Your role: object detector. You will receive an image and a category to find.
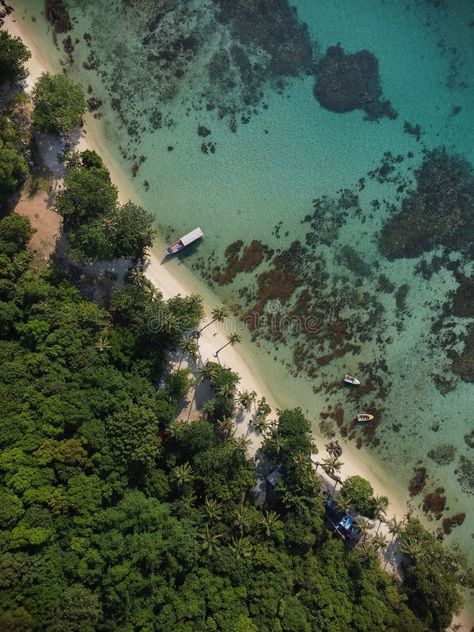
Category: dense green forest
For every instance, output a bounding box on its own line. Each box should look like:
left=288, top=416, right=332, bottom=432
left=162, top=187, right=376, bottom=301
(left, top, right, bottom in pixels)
left=0, top=27, right=471, bottom=632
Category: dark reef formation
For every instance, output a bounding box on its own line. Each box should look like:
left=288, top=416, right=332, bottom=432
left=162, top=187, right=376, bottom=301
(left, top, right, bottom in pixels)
left=313, top=45, right=397, bottom=121
left=214, top=0, right=315, bottom=78
left=44, top=0, right=71, bottom=33
left=73, top=0, right=317, bottom=156
left=380, top=147, right=474, bottom=260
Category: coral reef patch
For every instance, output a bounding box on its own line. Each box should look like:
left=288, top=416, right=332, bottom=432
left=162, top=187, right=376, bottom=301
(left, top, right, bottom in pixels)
left=380, top=147, right=474, bottom=260
left=313, top=45, right=397, bottom=121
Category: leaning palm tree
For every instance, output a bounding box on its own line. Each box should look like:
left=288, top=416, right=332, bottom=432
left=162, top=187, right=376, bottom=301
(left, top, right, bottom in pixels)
left=204, top=497, right=222, bottom=525
left=198, top=305, right=229, bottom=334
left=198, top=526, right=223, bottom=555
left=229, top=536, right=253, bottom=558
left=215, top=333, right=242, bottom=357
left=372, top=495, right=389, bottom=533
left=321, top=456, right=344, bottom=478
left=172, top=462, right=193, bottom=489
left=260, top=510, right=282, bottom=538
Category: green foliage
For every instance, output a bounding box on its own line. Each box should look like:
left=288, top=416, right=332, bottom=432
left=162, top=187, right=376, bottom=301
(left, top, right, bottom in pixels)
left=0, top=143, right=28, bottom=203
left=32, top=73, right=86, bottom=135
left=56, top=151, right=156, bottom=262
left=0, top=31, right=31, bottom=83
left=56, top=161, right=118, bottom=227
left=0, top=210, right=464, bottom=631
left=0, top=214, right=33, bottom=256
left=109, top=201, right=156, bottom=260
left=400, top=518, right=469, bottom=631
left=340, top=475, right=375, bottom=516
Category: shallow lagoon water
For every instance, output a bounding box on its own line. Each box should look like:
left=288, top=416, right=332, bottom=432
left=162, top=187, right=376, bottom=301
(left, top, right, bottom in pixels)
left=16, top=0, right=474, bottom=576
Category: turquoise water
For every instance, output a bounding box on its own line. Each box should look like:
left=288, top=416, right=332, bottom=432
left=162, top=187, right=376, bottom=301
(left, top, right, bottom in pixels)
left=16, top=0, right=474, bottom=575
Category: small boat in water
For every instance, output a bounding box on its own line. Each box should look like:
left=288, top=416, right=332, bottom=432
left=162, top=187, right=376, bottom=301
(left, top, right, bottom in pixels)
left=344, top=374, right=360, bottom=386
left=165, top=227, right=203, bottom=256
left=355, top=413, right=375, bottom=422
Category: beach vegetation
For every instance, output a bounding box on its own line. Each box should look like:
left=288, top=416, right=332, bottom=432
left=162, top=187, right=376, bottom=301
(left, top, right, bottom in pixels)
left=32, top=72, right=86, bottom=134
left=399, top=518, right=473, bottom=631
left=0, top=117, right=28, bottom=204
left=0, top=209, right=464, bottom=631
left=0, top=30, right=31, bottom=82
left=56, top=150, right=156, bottom=262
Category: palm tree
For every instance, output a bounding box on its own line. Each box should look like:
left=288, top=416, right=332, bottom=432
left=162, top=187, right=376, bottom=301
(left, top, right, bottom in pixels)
left=95, top=334, right=111, bottom=353
left=238, top=390, right=256, bottom=411
left=233, top=503, right=252, bottom=537
left=372, top=532, right=388, bottom=553
left=200, top=399, right=216, bottom=420
left=260, top=510, right=282, bottom=538
left=160, top=311, right=180, bottom=336
left=267, top=432, right=286, bottom=458
left=387, top=516, right=405, bottom=545
left=178, top=336, right=199, bottom=364
left=229, top=536, right=252, bottom=558
left=334, top=493, right=353, bottom=517
left=217, top=417, right=235, bottom=440
left=128, top=266, right=145, bottom=287
left=384, top=516, right=405, bottom=569
left=198, top=526, right=222, bottom=554
left=172, top=463, right=193, bottom=489
left=253, top=416, right=270, bottom=435
left=372, top=495, right=389, bottom=533
left=215, top=333, right=241, bottom=357
left=321, top=456, right=344, bottom=478
left=357, top=538, right=378, bottom=561
left=198, top=305, right=229, bottom=335
left=232, top=436, right=251, bottom=457
left=216, top=383, right=235, bottom=400
left=280, top=489, right=311, bottom=513
left=166, top=420, right=185, bottom=440
left=355, top=516, right=374, bottom=543
left=199, top=362, right=218, bottom=382
left=204, top=497, right=222, bottom=524
left=399, top=536, right=424, bottom=561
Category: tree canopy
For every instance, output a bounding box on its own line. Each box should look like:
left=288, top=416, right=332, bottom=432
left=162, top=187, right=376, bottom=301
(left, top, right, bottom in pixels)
left=0, top=30, right=31, bottom=83
left=32, top=73, right=86, bottom=134
left=55, top=151, right=156, bottom=262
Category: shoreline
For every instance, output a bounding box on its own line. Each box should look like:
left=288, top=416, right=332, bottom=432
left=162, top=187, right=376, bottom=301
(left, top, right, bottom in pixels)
left=0, top=5, right=419, bottom=529
left=5, top=11, right=472, bottom=624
